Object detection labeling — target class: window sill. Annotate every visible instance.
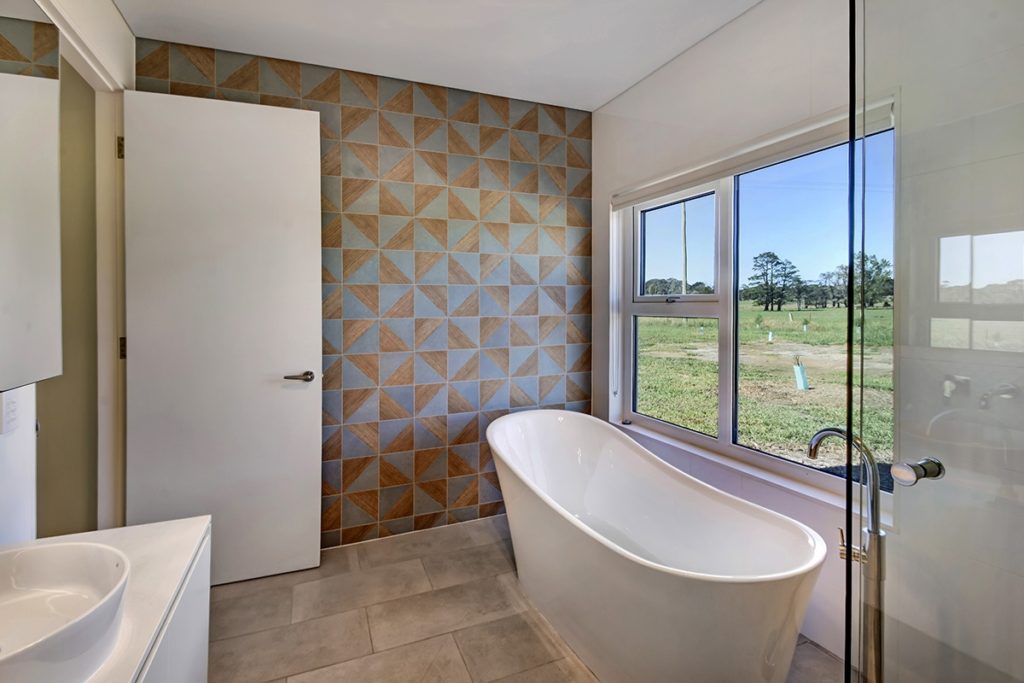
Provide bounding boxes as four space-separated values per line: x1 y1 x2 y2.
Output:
618 420 850 513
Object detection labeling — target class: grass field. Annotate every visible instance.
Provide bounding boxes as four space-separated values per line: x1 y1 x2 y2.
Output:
635 302 894 469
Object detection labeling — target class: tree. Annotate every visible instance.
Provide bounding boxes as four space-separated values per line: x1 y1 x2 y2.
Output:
818 271 837 307
644 278 682 295
749 252 782 311
831 266 849 307
858 253 894 307
792 275 810 310
804 283 830 308
774 260 800 311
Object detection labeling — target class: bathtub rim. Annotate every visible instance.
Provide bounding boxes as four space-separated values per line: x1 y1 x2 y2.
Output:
486 409 827 584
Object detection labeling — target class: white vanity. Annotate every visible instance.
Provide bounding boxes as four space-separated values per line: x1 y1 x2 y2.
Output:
0 516 211 683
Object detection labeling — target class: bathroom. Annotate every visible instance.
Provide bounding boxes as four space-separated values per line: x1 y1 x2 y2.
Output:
1 0 1022 681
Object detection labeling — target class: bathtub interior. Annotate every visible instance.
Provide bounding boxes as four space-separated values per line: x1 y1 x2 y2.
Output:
488 410 823 580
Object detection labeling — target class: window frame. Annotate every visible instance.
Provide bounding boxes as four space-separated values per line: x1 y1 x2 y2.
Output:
623 177 734 445
614 104 896 492
632 181 722 304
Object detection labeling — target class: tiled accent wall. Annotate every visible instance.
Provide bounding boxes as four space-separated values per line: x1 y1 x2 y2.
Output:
0 17 58 78
134 40 593 547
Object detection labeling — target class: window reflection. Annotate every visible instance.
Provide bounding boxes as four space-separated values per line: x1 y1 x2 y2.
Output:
939 230 1024 305
931 318 970 349
972 231 1024 305
933 230 1024 353
939 235 971 303
972 321 1024 353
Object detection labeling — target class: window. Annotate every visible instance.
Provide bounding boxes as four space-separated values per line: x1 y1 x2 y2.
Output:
638 193 717 296
623 182 728 437
634 317 719 437
619 129 895 487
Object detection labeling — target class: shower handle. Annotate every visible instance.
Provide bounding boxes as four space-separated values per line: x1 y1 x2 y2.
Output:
891 457 944 487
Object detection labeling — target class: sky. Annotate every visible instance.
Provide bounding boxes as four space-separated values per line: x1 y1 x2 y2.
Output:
642 130 896 287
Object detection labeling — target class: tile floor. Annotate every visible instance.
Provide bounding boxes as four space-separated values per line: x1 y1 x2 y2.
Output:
208 515 843 682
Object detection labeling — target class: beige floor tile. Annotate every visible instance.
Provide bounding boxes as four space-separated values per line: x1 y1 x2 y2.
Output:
422 539 516 589
455 611 564 682
208 609 371 683
291 558 432 622
210 585 293 641
356 523 486 569
367 573 527 651
492 658 599 683
463 514 511 545
287 634 472 683
786 642 844 683
212 546 360 603
206 525 829 683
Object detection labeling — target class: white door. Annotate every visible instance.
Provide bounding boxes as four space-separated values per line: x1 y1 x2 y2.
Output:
124 91 321 584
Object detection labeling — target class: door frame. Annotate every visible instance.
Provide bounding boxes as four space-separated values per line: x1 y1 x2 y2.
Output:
34 0 134 530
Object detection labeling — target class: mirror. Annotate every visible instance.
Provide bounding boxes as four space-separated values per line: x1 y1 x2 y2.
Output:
0 1 61 391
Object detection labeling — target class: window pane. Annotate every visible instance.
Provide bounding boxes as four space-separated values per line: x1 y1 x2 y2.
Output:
640 193 716 296
735 131 895 485
634 316 718 437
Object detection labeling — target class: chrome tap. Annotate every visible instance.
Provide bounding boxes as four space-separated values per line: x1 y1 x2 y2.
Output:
808 427 885 683
979 383 1020 410
808 427 881 534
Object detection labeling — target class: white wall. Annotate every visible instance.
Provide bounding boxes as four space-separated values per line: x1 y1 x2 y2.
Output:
592 0 850 655
0 385 37 545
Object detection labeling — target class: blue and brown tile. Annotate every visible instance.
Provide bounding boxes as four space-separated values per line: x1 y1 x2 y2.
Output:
132 37 592 547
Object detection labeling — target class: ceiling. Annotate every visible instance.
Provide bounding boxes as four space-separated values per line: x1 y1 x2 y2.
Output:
0 0 51 23
111 0 760 111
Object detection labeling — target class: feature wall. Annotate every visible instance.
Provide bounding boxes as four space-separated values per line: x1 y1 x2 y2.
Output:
134 40 593 547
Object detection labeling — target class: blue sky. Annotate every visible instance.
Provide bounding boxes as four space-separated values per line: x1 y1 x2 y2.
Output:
642 193 716 288
643 130 895 286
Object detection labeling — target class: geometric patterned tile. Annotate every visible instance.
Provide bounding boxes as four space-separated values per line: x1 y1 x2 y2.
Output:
447 350 479 381
481 227 509 259
380 419 414 454
415 448 447 483
480 94 509 127
134 36 592 548
480 348 510 380
510 377 539 408
447 443 479 477
539 346 566 375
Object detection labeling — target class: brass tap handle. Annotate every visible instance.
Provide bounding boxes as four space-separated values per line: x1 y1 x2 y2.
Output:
838 527 866 563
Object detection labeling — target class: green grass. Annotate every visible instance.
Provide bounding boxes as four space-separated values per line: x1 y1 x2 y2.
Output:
737 302 893 348
634 303 894 468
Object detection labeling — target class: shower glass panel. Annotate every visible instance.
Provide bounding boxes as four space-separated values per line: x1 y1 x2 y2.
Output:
854 1 1024 680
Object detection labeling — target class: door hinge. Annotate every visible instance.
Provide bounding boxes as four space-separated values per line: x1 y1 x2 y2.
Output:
119 337 127 359
116 136 124 159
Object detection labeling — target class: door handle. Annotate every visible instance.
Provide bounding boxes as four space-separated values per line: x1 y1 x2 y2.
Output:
892 457 944 486
283 371 315 382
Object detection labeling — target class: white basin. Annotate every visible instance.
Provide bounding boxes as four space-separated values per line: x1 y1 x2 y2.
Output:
0 542 129 683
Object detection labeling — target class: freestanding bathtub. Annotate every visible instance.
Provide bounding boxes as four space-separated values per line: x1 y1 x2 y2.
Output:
486 410 826 683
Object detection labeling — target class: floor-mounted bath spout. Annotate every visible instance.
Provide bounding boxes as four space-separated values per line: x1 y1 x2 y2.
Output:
808 428 884 683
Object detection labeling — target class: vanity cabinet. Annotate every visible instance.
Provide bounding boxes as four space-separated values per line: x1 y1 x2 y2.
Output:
137 534 211 683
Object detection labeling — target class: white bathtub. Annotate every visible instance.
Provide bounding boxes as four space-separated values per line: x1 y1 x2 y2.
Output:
486 410 826 683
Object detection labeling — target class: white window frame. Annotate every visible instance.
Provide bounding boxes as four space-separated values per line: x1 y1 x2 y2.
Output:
623 178 733 444
612 102 896 494
633 181 722 303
